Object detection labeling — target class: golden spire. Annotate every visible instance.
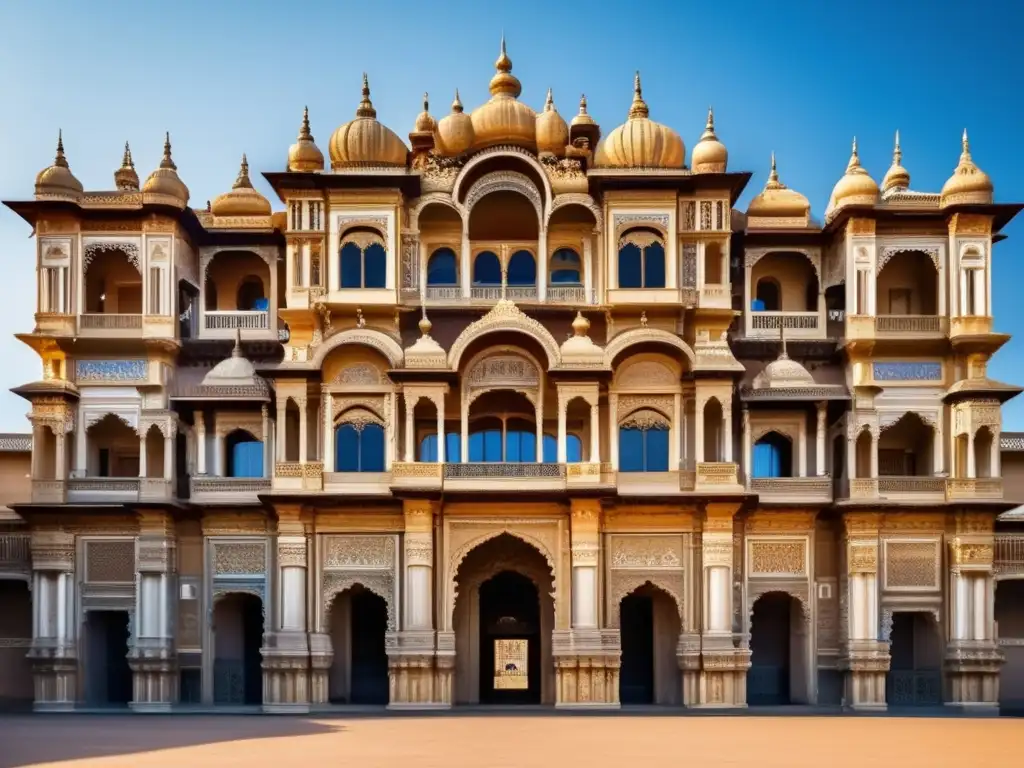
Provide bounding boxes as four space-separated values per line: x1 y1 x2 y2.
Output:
489 34 521 97
233 154 253 189
846 136 861 172
939 127 992 207
572 93 595 127
545 87 554 112
766 151 783 188
299 106 313 140
894 129 903 166
114 140 140 191
572 311 590 337
700 107 716 140
122 141 133 169
452 88 464 113
960 128 972 162
356 72 376 118
160 132 177 170
628 71 649 120
54 130 68 168
882 129 911 193
496 32 512 72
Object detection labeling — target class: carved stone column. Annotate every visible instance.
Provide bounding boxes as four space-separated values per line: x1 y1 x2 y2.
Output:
945 512 1001 711
816 401 826 476
195 411 207 475
696 503 749 707
389 500 446 708
128 510 178 711
27 529 77 711
840 512 889 710
553 499 619 708
262 506 311 713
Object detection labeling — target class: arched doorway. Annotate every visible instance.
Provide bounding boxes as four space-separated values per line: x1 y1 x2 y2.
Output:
618 583 681 705
83 610 132 707
886 611 942 707
0 579 33 710
213 593 264 705
326 585 389 705
748 592 808 705
452 533 555 705
995 579 1024 713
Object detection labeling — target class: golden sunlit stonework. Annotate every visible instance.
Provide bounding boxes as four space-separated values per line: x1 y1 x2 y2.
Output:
4 39 1024 715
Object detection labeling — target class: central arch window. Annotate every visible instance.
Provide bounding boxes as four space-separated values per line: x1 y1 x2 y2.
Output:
618 229 666 289
550 248 582 285
335 418 385 472
339 230 387 289
226 429 264 478
752 432 793 478
473 251 501 286
426 247 458 286
618 410 670 471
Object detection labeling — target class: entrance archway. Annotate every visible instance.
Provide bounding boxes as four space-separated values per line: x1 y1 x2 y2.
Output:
84 610 132 707
886 611 942 707
326 585 389 705
212 593 264 705
0 580 33 710
748 592 808 705
995 579 1024 712
452 532 554 705
618 583 682 705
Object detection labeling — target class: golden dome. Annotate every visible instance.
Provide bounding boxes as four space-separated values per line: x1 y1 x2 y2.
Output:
827 138 878 215
571 94 596 127
329 74 409 168
881 130 910 194
414 93 437 134
594 72 684 169
211 155 272 217
469 37 537 151
288 106 325 172
536 88 569 156
940 129 993 207
34 131 84 200
691 107 728 173
142 133 190 205
114 142 139 191
747 153 810 220
436 89 475 155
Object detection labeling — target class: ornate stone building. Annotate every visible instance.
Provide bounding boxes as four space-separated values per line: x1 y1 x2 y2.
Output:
3 42 1024 712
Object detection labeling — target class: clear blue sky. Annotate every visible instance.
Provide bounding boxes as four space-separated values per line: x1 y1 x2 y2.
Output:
1 1 1023 432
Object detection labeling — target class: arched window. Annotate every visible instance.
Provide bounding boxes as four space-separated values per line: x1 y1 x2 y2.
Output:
618 421 670 472
542 434 557 463
505 428 536 462
506 250 537 286
335 423 385 472
339 233 387 289
225 430 263 478
468 426 503 462
236 276 266 311
550 248 582 284
755 278 781 311
566 434 583 463
617 230 666 289
752 432 793 478
418 432 461 462
473 251 501 285
426 248 457 286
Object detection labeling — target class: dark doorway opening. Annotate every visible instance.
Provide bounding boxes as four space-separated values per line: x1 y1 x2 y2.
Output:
748 592 792 705
620 591 655 704
349 588 389 704
479 570 541 704
85 610 132 707
887 612 942 707
213 593 264 705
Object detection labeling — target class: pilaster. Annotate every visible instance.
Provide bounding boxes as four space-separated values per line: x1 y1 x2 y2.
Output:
27 529 78 711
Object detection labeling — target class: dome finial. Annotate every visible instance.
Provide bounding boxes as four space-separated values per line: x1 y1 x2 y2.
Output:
452 88 464 113
572 311 590 337
629 71 649 119
299 106 313 140
114 140 140 191
54 130 68 168
882 129 911 193
767 151 780 186
706 106 715 131
160 131 177 171
894 129 902 165
488 34 521 97
497 32 511 72
122 141 133 168
779 326 788 359
232 328 242 357
545 87 554 112
961 128 972 161
233 154 253 189
423 92 429 112
356 73 376 118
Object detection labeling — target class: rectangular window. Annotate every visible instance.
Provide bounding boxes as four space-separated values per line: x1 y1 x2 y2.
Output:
292 249 304 287
965 269 977 315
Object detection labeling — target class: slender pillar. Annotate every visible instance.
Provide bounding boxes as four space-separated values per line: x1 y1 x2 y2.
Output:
139 431 148 478
557 396 568 463
694 399 705 463
991 434 1001 477
933 423 944 475
435 393 445 463
741 408 751 486
262 404 271 477
816 402 827 476
195 412 207 475
537 227 548 301
163 432 173 480
842 512 888 710
75 411 87 477
869 434 879 478
966 433 976 478
214 431 225 477
55 431 66 480
321 394 334 472
608 393 619 469
797 413 807 478
275 399 286 463
404 392 415 462
723 406 734 463
298 397 308 463
589 402 599 463
460 225 471 299
460 402 469 462
28 531 77 711
535 402 543 462
130 511 177 711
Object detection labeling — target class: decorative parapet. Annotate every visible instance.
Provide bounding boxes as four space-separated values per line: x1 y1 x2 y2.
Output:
272 462 323 492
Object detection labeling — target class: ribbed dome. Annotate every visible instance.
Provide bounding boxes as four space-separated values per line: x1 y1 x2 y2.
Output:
594 73 684 169
113 142 139 191
329 74 409 168
826 138 878 216
34 131 84 200
752 336 815 389
940 129 993 207
142 133 190 206
691 108 728 173
470 38 537 151
436 89 475 155
211 155 272 217
414 93 437 133
746 153 810 220
288 107 325 172
536 88 569 156
881 130 910 194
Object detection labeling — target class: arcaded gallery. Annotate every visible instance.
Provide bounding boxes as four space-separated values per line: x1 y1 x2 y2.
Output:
4 41 1024 714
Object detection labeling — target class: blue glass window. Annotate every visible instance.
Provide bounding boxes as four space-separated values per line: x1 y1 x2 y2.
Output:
550 248 582 284
566 434 583 463
473 251 502 285
469 428 503 462
419 434 437 462
752 433 792 478
644 242 666 288
335 423 385 472
340 242 363 288
363 243 386 288
507 250 536 286
618 243 643 288
505 430 537 463
419 432 461 461
427 248 457 286
226 431 263 478
542 434 558 463
618 426 670 472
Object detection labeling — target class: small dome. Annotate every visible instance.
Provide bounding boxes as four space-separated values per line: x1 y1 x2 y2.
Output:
329 74 409 168
571 94 596 127
746 153 810 220
34 131 84 200
202 332 260 387
211 155 271 217
414 93 437 133
436 89 475 155
536 88 569 156
881 130 910 194
114 142 139 191
752 336 815 389
288 106 325 172
594 72 684 169
940 129 993 207
559 312 604 366
142 133 190 206
826 138 878 217
470 37 537 151
691 107 728 173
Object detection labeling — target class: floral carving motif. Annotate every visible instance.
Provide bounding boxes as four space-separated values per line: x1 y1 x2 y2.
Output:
322 535 395 569
885 541 938 589
214 543 265 575
610 536 683 569
748 541 806 577
83 241 141 273
84 540 136 583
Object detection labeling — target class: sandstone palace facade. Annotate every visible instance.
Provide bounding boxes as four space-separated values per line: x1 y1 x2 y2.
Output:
4 42 1024 713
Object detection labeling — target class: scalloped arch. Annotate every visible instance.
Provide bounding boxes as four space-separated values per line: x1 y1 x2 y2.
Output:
603 328 695 368
451 146 553 213
549 193 603 231
311 328 404 369
463 171 543 226
448 302 561 370
609 578 684 627
322 574 395 632
409 192 464 230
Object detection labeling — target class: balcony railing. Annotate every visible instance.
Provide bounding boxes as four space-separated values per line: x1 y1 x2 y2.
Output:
875 315 945 334
748 311 821 339
750 476 833 502
995 534 1024 579
546 285 589 304
204 310 269 331
190 476 270 502
443 463 564 479
424 285 594 305
67 477 141 502
841 475 992 502
945 477 1003 501
425 286 462 301
79 313 142 330
0 533 30 572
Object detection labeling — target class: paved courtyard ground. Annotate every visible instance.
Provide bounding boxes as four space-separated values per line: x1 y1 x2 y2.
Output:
0 712 1020 768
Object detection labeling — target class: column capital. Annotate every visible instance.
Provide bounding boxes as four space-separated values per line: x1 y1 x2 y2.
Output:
702 502 741 531
277 536 308 569
30 529 75 572
403 499 436 532
842 511 882 536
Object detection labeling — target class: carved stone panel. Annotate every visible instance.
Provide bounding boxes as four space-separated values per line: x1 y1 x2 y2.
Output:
84 539 137 583
213 542 266 575
322 535 396 569
883 539 940 592
746 538 808 579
